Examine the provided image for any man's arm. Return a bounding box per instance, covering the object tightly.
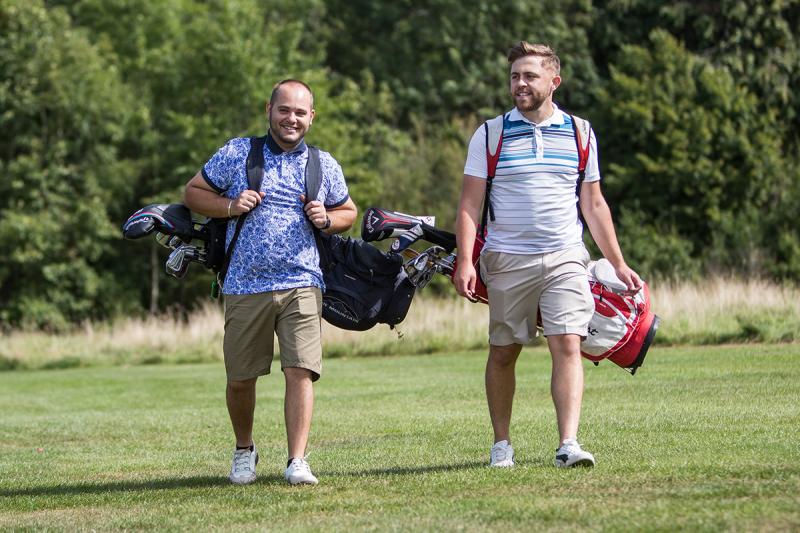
[579,180,643,291]
[183,171,265,218]
[302,196,357,235]
[453,174,487,300]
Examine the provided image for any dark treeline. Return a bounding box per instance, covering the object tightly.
[1,0,798,330]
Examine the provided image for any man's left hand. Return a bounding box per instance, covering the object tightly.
[301,195,329,229]
[615,264,644,294]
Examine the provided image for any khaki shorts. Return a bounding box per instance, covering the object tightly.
[223,287,323,382]
[480,246,594,345]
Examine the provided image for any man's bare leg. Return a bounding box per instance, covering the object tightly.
[485,343,523,443]
[547,334,584,444]
[284,367,314,459]
[227,377,258,447]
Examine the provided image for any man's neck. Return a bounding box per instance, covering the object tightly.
[519,100,555,125]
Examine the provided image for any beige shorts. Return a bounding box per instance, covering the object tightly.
[223,287,323,382]
[480,246,594,345]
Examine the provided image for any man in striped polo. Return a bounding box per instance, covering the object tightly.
[454,42,642,468]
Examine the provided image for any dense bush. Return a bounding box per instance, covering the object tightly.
[1,0,798,329]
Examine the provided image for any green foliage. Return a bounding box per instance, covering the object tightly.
[595,30,786,278]
[1,0,799,328]
[0,0,137,329]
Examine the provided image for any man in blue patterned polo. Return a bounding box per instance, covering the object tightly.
[454,43,642,469]
[184,79,357,485]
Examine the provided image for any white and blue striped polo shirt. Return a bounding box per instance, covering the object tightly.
[464,105,601,254]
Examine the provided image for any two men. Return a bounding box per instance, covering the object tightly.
[454,42,641,468]
[184,80,357,485]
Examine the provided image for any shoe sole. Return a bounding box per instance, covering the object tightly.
[554,458,595,468]
[286,477,319,485]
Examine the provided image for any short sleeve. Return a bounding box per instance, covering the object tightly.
[201,138,249,194]
[463,125,488,179]
[320,152,349,207]
[583,129,601,183]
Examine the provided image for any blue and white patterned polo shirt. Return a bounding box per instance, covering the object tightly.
[202,133,349,295]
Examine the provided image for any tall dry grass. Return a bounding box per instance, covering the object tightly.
[1,278,798,371]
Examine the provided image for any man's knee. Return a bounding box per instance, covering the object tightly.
[227,377,258,393]
[283,366,313,383]
[547,334,582,359]
[489,343,522,367]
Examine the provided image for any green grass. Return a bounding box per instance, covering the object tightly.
[1,344,799,531]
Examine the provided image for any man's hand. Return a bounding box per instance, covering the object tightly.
[614,263,644,294]
[300,195,329,229]
[453,261,479,302]
[230,190,266,216]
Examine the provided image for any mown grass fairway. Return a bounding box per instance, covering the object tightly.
[1,345,799,531]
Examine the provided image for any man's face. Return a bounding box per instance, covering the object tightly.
[268,83,315,148]
[509,56,560,112]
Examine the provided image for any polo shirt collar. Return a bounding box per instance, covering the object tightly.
[266,131,307,155]
[509,103,566,127]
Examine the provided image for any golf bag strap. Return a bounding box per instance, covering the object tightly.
[570,114,591,196]
[480,114,505,231]
[218,135,266,287]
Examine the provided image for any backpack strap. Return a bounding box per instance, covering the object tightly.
[303,145,333,271]
[479,114,505,231]
[305,145,321,202]
[570,114,591,194]
[217,135,266,289]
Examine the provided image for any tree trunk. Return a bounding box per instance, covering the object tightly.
[149,242,159,314]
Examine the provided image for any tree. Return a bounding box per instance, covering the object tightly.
[594,30,786,278]
[0,0,137,330]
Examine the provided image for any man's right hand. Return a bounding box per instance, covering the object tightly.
[230,190,266,216]
[453,262,478,302]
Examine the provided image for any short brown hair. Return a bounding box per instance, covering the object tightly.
[269,79,314,107]
[507,42,560,74]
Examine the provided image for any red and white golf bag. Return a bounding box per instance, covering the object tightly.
[580,259,660,374]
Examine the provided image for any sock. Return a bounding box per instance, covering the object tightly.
[236,444,254,452]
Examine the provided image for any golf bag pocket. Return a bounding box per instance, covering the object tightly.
[319,234,416,331]
[580,259,659,374]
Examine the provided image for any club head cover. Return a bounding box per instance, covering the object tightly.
[362,207,430,242]
[391,224,424,253]
[122,204,196,242]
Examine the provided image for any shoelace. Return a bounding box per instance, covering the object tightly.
[492,445,510,462]
[290,458,311,473]
[558,441,582,456]
[233,450,253,473]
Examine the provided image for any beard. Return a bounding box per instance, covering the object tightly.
[515,91,548,112]
[268,112,305,146]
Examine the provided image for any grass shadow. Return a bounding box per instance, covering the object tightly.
[0,474,285,498]
[332,460,487,477]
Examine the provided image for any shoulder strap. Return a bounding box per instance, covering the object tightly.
[218,135,267,288]
[480,114,505,230]
[570,115,591,186]
[304,145,321,201]
[303,145,332,270]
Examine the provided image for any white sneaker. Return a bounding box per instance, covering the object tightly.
[490,440,515,467]
[229,446,258,484]
[554,439,595,468]
[284,457,318,485]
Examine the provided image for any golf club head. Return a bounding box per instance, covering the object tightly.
[165,245,192,279]
[361,207,435,242]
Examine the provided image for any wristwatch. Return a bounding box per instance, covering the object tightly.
[322,216,331,230]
